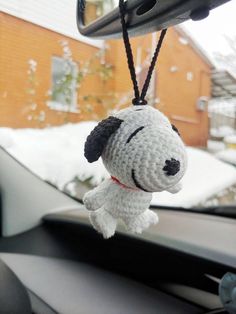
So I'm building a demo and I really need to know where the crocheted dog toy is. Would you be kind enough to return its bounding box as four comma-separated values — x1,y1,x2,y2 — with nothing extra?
83,105,187,238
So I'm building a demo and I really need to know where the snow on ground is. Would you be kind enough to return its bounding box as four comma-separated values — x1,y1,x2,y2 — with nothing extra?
0,123,109,189
0,123,236,207
210,126,235,138
216,149,236,166
152,147,236,207
225,134,236,144
207,140,225,153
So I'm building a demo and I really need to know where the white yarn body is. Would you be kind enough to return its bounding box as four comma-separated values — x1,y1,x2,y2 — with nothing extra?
83,178,157,239
83,105,187,238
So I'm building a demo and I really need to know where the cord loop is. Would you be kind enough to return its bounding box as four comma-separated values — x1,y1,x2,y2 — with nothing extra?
132,98,147,106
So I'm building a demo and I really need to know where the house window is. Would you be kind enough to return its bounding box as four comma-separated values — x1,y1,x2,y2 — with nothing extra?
48,56,79,112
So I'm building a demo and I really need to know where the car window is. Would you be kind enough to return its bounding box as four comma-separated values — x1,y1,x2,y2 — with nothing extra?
0,0,236,211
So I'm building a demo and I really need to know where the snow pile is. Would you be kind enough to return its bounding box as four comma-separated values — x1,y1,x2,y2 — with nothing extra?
152,147,236,207
216,149,236,166
1,123,236,207
207,140,225,153
210,126,235,138
225,134,236,144
0,123,109,189
0,128,15,149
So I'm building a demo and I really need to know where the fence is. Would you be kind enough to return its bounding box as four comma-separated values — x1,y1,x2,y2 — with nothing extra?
208,98,236,138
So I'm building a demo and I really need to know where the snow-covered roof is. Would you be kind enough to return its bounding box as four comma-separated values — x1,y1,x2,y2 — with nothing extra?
0,0,103,48
211,70,236,98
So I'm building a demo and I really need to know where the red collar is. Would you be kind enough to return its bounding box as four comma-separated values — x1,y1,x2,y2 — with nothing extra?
111,176,138,191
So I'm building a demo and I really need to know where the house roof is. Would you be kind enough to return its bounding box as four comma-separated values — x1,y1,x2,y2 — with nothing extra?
175,26,236,98
0,0,103,48
175,25,214,68
211,70,236,98
0,0,222,66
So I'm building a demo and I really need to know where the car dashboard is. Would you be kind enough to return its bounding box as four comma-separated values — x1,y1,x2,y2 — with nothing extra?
0,206,235,314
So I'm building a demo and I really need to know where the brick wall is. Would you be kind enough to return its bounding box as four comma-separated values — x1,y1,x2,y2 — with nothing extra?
0,13,211,146
0,13,106,128
107,29,211,146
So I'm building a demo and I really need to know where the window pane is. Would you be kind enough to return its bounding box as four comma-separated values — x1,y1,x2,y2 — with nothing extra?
51,56,77,107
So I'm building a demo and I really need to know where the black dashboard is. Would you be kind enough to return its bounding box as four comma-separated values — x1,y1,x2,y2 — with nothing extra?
0,207,235,313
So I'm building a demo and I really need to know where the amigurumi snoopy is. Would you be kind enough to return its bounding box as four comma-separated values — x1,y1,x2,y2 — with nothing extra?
83,105,187,238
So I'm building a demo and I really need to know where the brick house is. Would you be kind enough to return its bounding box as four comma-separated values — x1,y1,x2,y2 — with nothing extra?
0,0,212,146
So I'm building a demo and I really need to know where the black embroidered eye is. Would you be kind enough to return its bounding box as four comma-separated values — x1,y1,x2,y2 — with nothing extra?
126,126,145,144
171,124,180,136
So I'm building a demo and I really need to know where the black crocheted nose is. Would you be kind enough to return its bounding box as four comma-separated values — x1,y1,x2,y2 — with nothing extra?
163,158,180,176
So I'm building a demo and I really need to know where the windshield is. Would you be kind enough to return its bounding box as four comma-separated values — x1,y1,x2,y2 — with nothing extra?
0,0,236,212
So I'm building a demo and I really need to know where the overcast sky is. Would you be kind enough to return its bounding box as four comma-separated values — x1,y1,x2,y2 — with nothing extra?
182,0,236,59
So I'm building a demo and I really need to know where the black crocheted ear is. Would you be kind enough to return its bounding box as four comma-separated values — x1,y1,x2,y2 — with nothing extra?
84,116,123,163
171,124,181,137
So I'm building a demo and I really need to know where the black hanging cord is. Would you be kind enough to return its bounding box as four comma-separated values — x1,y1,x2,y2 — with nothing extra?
140,29,167,100
119,0,167,106
119,0,140,102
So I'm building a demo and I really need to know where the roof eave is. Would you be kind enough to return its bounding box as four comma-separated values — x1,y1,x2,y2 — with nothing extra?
174,25,214,69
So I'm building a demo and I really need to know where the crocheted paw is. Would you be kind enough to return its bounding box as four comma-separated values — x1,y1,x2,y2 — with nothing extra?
89,208,117,239
83,179,112,211
83,189,104,211
126,209,158,234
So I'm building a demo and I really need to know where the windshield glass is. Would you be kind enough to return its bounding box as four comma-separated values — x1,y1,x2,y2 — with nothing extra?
0,0,236,211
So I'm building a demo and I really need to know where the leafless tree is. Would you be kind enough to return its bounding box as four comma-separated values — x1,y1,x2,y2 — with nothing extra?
214,35,236,77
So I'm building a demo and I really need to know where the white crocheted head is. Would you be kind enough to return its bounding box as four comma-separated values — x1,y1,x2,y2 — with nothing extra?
85,105,187,193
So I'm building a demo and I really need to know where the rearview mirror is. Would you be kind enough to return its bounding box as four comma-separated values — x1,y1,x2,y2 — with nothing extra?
77,0,231,39
83,0,119,26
